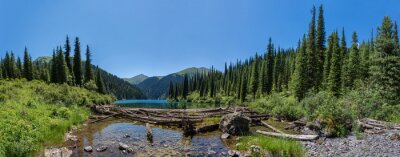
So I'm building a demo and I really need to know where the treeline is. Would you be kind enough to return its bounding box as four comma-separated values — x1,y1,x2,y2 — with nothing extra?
169,5,400,105
0,36,145,99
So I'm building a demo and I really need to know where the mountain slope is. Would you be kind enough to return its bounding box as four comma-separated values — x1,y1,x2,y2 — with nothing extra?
135,67,209,99
123,74,148,85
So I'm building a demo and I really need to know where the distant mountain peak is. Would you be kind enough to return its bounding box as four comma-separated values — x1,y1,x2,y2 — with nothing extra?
175,67,210,75
123,74,149,85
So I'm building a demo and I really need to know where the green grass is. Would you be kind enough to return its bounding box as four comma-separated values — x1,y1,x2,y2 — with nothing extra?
0,79,114,157
236,134,305,157
197,117,221,126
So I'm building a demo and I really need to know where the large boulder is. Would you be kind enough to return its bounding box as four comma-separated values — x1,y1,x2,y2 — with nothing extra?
220,112,251,135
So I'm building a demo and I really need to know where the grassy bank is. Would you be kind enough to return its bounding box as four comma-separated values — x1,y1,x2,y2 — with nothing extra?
236,134,305,157
0,79,114,157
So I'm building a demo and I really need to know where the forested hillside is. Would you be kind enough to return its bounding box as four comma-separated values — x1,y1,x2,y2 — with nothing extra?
170,6,400,136
0,36,145,100
123,74,148,85
135,67,209,99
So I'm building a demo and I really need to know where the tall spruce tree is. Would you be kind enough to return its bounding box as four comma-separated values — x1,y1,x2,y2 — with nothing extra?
250,54,259,99
371,16,400,103
306,6,317,90
65,36,72,72
343,32,360,89
23,47,33,81
265,38,275,94
73,37,83,86
84,45,94,83
315,5,326,88
50,50,58,83
327,32,342,96
95,66,106,94
291,36,308,100
57,47,69,84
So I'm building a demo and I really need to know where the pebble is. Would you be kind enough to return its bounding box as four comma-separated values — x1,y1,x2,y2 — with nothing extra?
302,130,400,157
84,146,93,152
96,146,107,152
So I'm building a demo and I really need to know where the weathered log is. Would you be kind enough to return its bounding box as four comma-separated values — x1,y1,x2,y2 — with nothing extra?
256,130,319,141
89,113,120,124
261,121,285,134
196,124,219,133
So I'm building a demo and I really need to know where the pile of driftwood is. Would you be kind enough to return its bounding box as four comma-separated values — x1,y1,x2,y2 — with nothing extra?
256,120,319,141
90,105,268,126
358,118,400,134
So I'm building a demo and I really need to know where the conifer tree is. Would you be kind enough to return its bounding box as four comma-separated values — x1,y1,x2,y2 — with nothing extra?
23,47,33,81
371,16,400,103
250,54,259,99
73,37,83,86
95,66,106,94
16,57,22,78
183,74,189,99
323,34,334,87
50,50,58,83
327,32,342,96
315,5,326,88
9,52,17,79
343,32,360,89
291,36,308,99
84,45,94,83
306,6,317,90
394,22,399,49
57,47,69,84
64,36,72,72
265,38,275,94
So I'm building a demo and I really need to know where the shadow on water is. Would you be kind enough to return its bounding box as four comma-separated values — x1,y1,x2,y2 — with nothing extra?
65,118,236,157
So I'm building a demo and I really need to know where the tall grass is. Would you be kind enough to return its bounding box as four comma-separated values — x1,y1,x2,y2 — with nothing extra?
0,79,114,157
236,134,305,157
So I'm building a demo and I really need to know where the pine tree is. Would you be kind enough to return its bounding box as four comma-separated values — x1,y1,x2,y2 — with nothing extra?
371,16,400,103
323,33,334,87
306,6,317,90
394,22,399,49
9,52,17,79
250,54,259,99
85,45,94,83
95,66,106,94
259,60,267,95
23,47,34,81
16,57,22,78
73,37,83,86
343,32,360,89
327,32,342,96
315,5,326,88
291,36,308,99
265,38,275,94
57,47,69,83
50,50,58,83
64,36,72,72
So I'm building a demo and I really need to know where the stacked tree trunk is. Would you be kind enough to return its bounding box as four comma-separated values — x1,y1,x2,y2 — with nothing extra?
358,118,400,134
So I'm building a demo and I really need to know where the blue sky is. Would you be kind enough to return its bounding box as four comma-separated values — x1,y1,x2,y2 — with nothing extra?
0,0,399,78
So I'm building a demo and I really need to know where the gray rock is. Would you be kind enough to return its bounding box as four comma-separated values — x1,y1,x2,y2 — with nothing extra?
84,146,93,152
119,142,130,150
221,133,231,139
96,146,107,152
250,145,261,157
208,150,216,155
124,134,130,138
228,150,241,157
220,112,251,135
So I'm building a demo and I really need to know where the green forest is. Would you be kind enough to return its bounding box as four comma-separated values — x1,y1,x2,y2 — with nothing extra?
0,37,145,156
169,6,400,136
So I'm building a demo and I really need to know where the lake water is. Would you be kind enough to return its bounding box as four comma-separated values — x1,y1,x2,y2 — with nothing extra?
114,99,224,109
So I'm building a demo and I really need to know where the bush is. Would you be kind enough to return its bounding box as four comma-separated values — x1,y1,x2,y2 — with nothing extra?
249,94,305,121
0,79,114,156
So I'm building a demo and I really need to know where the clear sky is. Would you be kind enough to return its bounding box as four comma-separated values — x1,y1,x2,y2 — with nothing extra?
0,0,399,78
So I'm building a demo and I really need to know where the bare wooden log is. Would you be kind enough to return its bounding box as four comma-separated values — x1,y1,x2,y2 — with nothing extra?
89,113,120,123
261,121,285,134
196,124,219,133
256,130,319,141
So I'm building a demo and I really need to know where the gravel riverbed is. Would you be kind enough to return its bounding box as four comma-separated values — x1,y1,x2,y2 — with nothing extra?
302,130,400,157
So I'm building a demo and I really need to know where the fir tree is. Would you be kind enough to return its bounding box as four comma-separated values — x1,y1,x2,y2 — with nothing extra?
250,54,259,99
306,6,317,90
64,36,72,72
371,16,400,103
291,36,308,100
315,5,326,88
50,50,58,83
84,45,94,83
265,38,275,94
327,32,342,96
343,32,360,89
23,47,33,81
96,66,106,94
57,47,69,83
73,37,83,86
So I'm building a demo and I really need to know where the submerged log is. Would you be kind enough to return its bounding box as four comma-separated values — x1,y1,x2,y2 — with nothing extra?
89,113,120,124
196,124,219,133
256,130,319,141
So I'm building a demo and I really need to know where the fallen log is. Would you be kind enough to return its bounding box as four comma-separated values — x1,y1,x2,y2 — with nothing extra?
261,121,285,134
89,113,120,124
196,124,219,133
256,130,319,141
